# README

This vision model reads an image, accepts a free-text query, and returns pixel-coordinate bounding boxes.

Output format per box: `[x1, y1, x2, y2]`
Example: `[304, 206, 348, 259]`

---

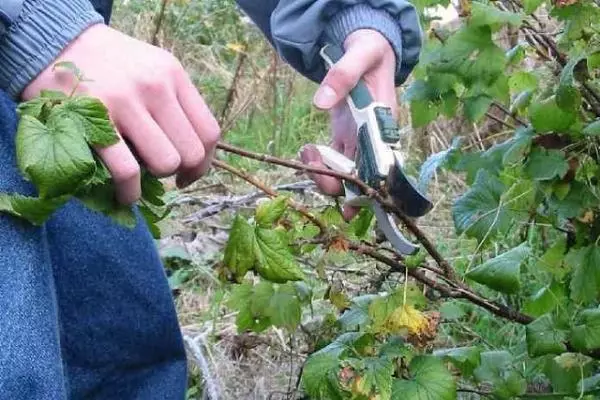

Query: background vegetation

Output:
[109, 0, 600, 398]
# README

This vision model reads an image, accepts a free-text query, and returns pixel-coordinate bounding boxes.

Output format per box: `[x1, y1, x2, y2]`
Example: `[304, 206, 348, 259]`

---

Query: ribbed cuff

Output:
[324, 4, 405, 84]
[0, 0, 104, 100]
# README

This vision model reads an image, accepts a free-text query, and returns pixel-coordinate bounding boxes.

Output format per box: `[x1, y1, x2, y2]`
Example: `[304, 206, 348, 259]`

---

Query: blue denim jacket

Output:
[0, 0, 421, 99]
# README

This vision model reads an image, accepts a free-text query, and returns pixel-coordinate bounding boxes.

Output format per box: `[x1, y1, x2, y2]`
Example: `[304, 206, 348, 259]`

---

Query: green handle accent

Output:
[374, 107, 401, 143]
[321, 43, 373, 109]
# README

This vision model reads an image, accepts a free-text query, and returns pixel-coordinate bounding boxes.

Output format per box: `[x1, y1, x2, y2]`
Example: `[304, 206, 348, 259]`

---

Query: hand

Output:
[22, 24, 221, 204]
[299, 29, 398, 220]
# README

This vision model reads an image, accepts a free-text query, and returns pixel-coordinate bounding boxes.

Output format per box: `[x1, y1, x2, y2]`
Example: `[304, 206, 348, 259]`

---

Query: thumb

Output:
[313, 42, 383, 110]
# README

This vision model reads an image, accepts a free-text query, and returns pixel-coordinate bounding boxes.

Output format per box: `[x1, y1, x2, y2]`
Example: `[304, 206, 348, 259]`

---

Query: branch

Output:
[217, 141, 458, 280]
[212, 159, 327, 233]
[352, 241, 533, 324]
[217, 142, 373, 195]
[220, 52, 247, 125]
[179, 180, 315, 223]
[151, 0, 169, 46]
[213, 146, 535, 324]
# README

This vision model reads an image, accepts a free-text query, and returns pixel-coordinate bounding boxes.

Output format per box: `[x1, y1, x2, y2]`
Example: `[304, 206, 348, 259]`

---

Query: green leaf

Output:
[228, 283, 272, 333]
[267, 283, 302, 331]
[339, 294, 377, 330]
[17, 97, 47, 119]
[140, 172, 166, 207]
[16, 114, 96, 198]
[302, 333, 365, 400]
[534, 239, 567, 279]
[223, 215, 256, 280]
[565, 246, 600, 305]
[502, 127, 533, 165]
[466, 243, 530, 294]
[523, 281, 566, 317]
[410, 100, 439, 128]
[254, 227, 304, 282]
[526, 314, 567, 357]
[529, 96, 577, 133]
[433, 346, 482, 377]
[441, 91, 459, 117]
[524, 148, 569, 181]
[548, 181, 596, 219]
[510, 90, 533, 114]
[557, 55, 586, 113]
[552, 3, 600, 43]
[57, 96, 120, 147]
[589, 52, 600, 70]
[357, 357, 394, 400]
[255, 196, 288, 227]
[473, 351, 527, 399]
[0, 194, 69, 226]
[349, 208, 374, 239]
[429, 25, 506, 86]
[439, 301, 467, 321]
[249, 281, 275, 316]
[76, 182, 137, 228]
[509, 71, 538, 93]
[583, 120, 600, 136]
[391, 356, 456, 400]
[556, 84, 581, 113]
[570, 308, 600, 352]
[580, 374, 600, 392]
[545, 353, 593, 393]
[464, 95, 493, 122]
[418, 137, 462, 192]
[302, 351, 344, 400]
[524, 0, 544, 13]
[470, 2, 522, 30]
[506, 44, 526, 65]
[452, 170, 512, 243]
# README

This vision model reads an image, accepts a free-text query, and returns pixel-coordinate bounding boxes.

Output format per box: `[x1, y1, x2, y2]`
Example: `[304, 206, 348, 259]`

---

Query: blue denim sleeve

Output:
[0, 0, 104, 100]
[236, 0, 423, 86]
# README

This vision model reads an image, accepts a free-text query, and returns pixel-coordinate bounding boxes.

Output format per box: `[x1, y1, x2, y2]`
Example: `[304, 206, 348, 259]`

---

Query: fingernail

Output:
[313, 85, 337, 109]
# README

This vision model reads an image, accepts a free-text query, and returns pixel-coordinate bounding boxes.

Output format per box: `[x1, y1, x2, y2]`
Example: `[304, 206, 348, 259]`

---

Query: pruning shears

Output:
[315, 43, 433, 255]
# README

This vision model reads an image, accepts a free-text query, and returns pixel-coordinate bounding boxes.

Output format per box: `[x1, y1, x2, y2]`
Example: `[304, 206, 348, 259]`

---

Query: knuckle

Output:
[137, 78, 166, 97]
[328, 67, 355, 89]
[113, 161, 141, 184]
[151, 152, 182, 177]
[202, 119, 222, 147]
[180, 146, 205, 170]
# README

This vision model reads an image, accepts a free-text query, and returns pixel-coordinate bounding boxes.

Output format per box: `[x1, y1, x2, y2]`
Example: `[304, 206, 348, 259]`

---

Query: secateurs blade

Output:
[314, 43, 433, 255]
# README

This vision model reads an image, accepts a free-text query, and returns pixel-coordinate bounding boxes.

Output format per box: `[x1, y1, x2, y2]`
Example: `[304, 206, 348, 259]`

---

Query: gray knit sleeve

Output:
[0, 0, 104, 99]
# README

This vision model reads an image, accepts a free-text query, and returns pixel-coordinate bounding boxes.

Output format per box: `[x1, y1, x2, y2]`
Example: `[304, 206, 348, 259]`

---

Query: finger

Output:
[95, 138, 141, 205]
[300, 145, 344, 196]
[313, 43, 386, 110]
[113, 103, 181, 178]
[176, 72, 221, 185]
[342, 205, 360, 221]
[148, 91, 206, 188]
[330, 105, 357, 159]
[370, 65, 399, 117]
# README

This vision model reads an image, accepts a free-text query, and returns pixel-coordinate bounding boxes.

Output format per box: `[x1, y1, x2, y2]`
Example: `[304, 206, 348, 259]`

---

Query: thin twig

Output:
[151, 0, 169, 46]
[220, 52, 247, 125]
[212, 159, 326, 233]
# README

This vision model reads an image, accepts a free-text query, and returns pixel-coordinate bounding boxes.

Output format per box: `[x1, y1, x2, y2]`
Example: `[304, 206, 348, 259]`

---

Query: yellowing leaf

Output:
[386, 304, 429, 336]
[226, 42, 246, 53]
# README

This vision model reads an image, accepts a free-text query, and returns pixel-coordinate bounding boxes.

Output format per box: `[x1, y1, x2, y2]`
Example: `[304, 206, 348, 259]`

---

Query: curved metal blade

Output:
[372, 202, 418, 255]
[387, 152, 433, 218]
